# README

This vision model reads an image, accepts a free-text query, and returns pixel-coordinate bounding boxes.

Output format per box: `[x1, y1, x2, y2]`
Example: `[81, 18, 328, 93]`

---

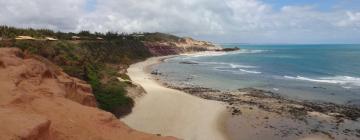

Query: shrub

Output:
[95, 79, 134, 117]
[118, 73, 130, 80]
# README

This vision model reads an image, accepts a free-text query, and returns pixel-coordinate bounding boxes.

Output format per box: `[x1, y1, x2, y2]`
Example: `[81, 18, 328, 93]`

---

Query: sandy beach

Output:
[122, 56, 228, 140]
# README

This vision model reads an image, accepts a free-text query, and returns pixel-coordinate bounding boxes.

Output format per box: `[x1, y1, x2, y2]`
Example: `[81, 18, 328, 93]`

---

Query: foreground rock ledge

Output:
[0, 48, 176, 140]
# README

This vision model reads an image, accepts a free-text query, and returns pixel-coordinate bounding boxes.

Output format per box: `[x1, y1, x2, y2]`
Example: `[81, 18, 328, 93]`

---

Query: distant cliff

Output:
[143, 33, 221, 55]
[0, 48, 175, 140]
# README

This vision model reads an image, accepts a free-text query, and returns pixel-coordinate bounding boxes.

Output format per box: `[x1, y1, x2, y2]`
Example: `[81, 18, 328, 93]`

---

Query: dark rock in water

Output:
[179, 61, 199, 65]
[151, 69, 162, 75]
[237, 88, 360, 120]
[231, 107, 242, 116]
[166, 84, 360, 121]
[217, 47, 240, 52]
[238, 88, 282, 99]
[169, 86, 221, 95]
[301, 100, 360, 121]
[346, 99, 360, 108]
[288, 106, 308, 118]
[356, 129, 360, 136]
[343, 129, 351, 134]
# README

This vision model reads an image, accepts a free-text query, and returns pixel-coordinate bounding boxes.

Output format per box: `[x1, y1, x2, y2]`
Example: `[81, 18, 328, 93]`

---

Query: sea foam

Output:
[183, 49, 269, 58]
[238, 69, 262, 74]
[284, 75, 360, 87]
[214, 67, 261, 74]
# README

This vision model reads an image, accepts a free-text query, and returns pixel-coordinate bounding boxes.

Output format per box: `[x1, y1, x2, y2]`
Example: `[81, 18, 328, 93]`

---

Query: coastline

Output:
[144, 55, 360, 140]
[123, 54, 360, 140]
[122, 56, 229, 140]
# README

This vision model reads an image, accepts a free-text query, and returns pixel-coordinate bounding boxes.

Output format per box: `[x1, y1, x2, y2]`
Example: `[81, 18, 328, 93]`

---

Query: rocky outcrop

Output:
[145, 42, 182, 55]
[0, 48, 175, 140]
[0, 108, 51, 140]
[175, 37, 220, 51]
[144, 37, 222, 56]
[164, 84, 360, 139]
[0, 48, 97, 107]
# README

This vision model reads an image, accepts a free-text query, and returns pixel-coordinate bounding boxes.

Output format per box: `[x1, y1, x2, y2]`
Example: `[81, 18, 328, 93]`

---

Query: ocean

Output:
[154, 44, 360, 105]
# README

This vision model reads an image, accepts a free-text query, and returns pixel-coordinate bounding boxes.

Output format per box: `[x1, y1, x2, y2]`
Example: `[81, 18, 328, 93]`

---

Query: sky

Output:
[0, 0, 360, 44]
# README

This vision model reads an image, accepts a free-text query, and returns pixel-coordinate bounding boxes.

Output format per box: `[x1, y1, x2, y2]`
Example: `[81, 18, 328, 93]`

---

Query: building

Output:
[96, 37, 103, 40]
[15, 36, 36, 40]
[45, 37, 58, 41]
[71, 36, 81, 40]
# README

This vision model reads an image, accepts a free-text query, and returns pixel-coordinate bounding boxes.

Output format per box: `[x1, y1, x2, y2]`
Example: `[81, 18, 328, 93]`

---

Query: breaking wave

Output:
[183, 49, 270, 58]
[214, 67, 261, 74]
[284, 75, 360, 88]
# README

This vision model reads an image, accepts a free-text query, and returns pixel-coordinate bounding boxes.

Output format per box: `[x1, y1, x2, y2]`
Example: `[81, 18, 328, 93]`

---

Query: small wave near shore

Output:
[182, 49, 270, 58]
[284, 75, 360, 88]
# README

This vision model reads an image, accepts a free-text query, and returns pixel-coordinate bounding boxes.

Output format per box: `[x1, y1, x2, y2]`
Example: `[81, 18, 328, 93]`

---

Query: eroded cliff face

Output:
[144, 37, 221, 56]
[0, 48, 175, 140]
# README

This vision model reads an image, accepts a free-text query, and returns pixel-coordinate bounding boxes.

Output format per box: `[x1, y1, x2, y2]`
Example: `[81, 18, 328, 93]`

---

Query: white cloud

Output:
[0, 0, 359, 43]
[336, 11, 360, 28]
[0, 0, 86, 31]
[78, 0, 230, 35]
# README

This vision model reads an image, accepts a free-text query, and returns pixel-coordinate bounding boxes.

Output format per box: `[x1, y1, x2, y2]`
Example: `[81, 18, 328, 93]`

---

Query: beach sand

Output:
[122, 56, 228, 140]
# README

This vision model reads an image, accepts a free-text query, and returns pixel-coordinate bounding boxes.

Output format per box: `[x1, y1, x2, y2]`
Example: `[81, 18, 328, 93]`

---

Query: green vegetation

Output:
[0, 25, 132, 40]
[0, 26, 183, 117]
[0, 25, 177, 41]
[142, 32, 182, 42]
[118, 73, 131, 80]
[94, 78, 134, 115]
[0, 26, 56, 38]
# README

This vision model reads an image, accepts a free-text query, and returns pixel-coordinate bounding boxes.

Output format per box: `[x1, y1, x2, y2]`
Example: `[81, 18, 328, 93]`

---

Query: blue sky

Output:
[1, 0, 360, 43]
[85, 0, 97, 12]
[263, 0, 359, 10]
[84, 0, 360, 12]
[264, 0, 336, 9]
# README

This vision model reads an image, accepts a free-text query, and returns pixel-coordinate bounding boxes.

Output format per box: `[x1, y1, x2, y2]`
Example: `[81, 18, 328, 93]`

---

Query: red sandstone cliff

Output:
[144, 37, 222, 56]
[0, 48, 175, 140]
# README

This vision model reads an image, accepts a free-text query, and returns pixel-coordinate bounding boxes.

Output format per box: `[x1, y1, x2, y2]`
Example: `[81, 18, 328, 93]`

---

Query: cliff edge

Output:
[0, 48, 175, 140]
[144, 36, 222, 56]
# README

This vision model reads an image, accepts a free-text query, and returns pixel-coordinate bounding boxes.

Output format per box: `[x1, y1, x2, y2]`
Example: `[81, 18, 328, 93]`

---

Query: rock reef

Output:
[166, 84, 360, 139]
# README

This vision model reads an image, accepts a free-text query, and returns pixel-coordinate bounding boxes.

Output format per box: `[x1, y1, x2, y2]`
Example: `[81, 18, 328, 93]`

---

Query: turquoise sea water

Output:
[154, 44, 360, 105]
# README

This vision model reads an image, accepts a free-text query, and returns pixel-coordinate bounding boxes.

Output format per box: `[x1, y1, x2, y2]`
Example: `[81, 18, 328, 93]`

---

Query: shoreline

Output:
[123, 55, 360, 140]
[122, 56, 229, 140]
[148, 56, 360, 140]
